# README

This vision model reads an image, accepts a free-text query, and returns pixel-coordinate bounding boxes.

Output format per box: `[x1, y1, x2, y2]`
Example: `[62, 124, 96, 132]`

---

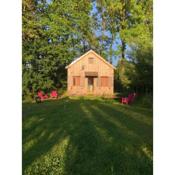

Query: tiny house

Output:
[66, 50, 116, 96]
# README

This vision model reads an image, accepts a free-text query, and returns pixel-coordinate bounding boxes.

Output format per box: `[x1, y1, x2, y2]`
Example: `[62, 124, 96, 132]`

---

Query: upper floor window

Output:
[81, 65, 85, 70]
[88, 57, 94, 64]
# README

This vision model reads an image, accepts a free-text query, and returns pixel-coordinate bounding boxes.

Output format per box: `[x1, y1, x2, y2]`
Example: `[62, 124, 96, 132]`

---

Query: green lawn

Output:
[23, 97, 153, 175]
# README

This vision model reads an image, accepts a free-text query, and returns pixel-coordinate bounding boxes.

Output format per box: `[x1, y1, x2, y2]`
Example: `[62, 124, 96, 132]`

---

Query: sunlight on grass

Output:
[23, 98, 153, 175]
[91, 105, 139, 139]
[23, 116, 43, 129]
[141, 145, 153, 161]
[24, 136, 70, 175]
[81, 104, 113, 143]
[105, 103, 152, 126]
[23, 138, 38, 154]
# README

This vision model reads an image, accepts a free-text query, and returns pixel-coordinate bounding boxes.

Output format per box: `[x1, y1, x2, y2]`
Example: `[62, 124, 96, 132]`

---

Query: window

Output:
[81, 65, 85, 70]
[73, 76, 80, 86]
[100, 76, 109, 87]
[88, 57, 94, 64]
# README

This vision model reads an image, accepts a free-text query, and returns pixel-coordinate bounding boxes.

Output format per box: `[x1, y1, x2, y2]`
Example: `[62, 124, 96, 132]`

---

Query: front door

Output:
[88, 77, 94, 92]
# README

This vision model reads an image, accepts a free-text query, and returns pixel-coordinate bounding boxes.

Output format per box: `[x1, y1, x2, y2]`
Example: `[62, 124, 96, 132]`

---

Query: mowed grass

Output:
[22, 97, 153, 175]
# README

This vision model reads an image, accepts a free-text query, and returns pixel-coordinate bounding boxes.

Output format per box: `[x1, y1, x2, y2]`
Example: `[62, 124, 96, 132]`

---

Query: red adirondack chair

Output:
[121, 97, 129, 104]
[37, 91, 48, 101]
[130, 93, 137, 102]
[121, 93, 137, 105]
[128, 94, 134, 103]
[37, 91, 44, 101]
[43, 94, 48, 99]
[50, 90, 58, 98]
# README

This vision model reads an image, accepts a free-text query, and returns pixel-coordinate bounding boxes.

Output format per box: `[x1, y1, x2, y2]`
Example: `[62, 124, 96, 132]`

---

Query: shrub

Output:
[134, 94, 153, 108]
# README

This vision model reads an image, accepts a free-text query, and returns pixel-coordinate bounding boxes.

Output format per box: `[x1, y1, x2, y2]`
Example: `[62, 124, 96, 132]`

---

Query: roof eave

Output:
[65, 49, 116, 70]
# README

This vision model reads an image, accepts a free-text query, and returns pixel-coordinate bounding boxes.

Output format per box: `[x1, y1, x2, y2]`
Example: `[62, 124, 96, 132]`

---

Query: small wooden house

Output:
[66, 50, 116, 96]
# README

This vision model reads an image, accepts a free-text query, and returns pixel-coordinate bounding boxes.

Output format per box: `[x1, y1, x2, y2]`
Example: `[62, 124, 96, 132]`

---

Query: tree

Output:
[107, 0, 153, 93]
[22, 0, 93, 100]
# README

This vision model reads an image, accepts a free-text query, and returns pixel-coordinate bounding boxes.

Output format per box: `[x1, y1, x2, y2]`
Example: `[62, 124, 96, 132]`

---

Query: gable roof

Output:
[65, 50, 116, 69]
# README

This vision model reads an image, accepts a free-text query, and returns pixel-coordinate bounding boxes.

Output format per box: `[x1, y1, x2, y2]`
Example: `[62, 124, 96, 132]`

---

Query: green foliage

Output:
[23, 98, 153, 175]
[94, 0, 153, 93]
[133, 94, 153, 108]
[22, 0, 94, 100]
[116, 58, 137, 90]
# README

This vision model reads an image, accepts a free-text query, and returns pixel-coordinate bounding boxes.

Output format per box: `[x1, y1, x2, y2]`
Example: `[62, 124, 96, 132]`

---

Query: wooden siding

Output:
[67, 51, 115, 96]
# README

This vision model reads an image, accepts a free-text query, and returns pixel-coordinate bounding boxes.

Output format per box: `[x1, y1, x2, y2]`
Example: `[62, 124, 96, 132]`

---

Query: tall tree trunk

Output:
[121, 40, 126, 59]
[83, 40, 86, 53]
[120, 0, 127, 60]
[101, 8, 106, 54]
[109, 33, 114, 64]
